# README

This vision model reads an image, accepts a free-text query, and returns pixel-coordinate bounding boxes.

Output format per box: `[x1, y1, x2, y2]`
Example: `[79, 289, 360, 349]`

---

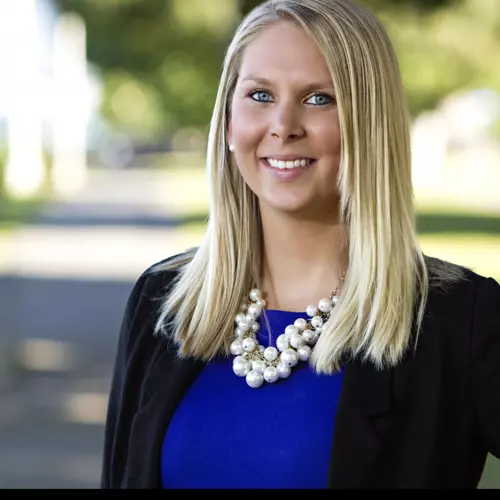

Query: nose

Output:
[269, 102, 305, 143]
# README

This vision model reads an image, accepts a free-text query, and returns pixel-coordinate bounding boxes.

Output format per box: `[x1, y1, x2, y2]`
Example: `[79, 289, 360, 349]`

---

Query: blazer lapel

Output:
[125, 341, 205, 488]
[329, 356, 394, 488]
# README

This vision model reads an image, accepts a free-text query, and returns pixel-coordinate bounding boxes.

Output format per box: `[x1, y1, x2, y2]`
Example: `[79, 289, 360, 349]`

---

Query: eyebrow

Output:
[240, 76, 334, 93]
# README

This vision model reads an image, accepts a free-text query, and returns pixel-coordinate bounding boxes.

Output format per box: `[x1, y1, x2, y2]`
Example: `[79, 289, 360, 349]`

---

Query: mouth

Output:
[262, 158, 317, 170]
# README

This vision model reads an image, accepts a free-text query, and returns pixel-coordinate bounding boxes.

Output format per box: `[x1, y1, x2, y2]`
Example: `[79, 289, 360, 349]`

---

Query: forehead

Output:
[238, 21, 332, 82]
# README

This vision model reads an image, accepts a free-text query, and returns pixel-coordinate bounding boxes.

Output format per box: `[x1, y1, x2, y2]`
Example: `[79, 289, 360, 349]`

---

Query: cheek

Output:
[309, 117, 342, 156]
[229, 104, 261, 191]
[230, 101, 263, 152]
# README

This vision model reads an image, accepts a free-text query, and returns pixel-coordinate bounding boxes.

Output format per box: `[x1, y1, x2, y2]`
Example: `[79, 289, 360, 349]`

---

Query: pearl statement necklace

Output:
[231, 288, 339, 388]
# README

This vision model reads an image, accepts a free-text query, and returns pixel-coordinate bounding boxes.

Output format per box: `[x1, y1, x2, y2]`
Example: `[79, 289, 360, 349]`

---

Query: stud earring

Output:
[229, 144, 235, 152]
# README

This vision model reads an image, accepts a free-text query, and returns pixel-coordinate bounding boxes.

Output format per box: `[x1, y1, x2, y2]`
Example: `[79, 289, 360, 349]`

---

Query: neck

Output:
[259, 206, 347, 312]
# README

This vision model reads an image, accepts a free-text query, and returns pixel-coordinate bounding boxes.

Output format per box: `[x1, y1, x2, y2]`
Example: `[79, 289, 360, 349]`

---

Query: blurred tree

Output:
[370, 0, 500, 114]
[55, 0, 239, 143]
[55, 0, 500, 140]
[240, 0, 459, 15]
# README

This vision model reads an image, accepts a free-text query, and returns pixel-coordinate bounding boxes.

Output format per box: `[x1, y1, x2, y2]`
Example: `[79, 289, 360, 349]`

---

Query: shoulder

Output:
[119, 248, 197, 348]
[423, 253, 500, 323]
[130, 247, 198, 303]
[424, 253, 498, 295]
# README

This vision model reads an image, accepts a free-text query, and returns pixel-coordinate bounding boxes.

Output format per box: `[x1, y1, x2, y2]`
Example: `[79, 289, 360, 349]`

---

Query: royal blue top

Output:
[161, 309, 345, 489]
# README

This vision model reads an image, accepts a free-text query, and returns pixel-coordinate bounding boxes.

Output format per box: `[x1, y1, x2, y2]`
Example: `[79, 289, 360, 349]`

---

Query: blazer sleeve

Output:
[472, 276, 500, 459]
[100, 270, 149, 488]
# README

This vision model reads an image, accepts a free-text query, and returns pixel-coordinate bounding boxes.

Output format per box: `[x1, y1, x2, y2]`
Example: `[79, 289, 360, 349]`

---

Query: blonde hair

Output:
[153, 0, 466, 373]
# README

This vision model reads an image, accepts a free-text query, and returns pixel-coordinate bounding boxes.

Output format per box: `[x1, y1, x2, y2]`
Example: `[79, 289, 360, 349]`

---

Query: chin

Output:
[261, 196, 311, 215]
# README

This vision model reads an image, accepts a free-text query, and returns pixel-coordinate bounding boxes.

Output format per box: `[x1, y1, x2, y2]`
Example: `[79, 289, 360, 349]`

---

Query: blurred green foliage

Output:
[55, 0, 239, 141]
[0, 148, 50, 226]
[241, 0, 458, 14]
[368, 0, 500, 115]
[55, 0, 500, 142]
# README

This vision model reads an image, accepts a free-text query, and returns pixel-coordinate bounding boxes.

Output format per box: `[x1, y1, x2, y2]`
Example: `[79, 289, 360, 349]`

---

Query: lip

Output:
[260, 158, 317, 181]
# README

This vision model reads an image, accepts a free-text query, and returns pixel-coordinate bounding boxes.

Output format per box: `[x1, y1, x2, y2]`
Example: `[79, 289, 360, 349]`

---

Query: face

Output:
[228, 21, 341, 218]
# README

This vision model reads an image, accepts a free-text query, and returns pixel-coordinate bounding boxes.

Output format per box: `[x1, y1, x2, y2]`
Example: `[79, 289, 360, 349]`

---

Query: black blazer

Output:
[100, 254, 500, 489]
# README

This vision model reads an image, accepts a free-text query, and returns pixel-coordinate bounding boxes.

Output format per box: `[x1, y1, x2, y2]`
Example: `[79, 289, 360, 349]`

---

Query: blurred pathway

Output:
[0, 167, 205, 488]
[0, 168, 206, 280]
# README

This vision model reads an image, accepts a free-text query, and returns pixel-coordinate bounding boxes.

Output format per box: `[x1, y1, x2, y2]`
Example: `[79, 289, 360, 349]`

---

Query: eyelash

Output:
[248, 88, 334, 106]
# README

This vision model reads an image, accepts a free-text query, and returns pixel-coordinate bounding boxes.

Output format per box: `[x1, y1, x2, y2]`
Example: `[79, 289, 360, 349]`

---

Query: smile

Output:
[264, 158, 315, 169]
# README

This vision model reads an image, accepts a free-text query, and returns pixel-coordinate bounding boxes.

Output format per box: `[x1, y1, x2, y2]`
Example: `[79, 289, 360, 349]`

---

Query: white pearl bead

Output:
[284, 325, 299, 339]
[234, 326, 245, 337]
[318, 298, 332, 313]
[263, 366, 279, 383]
[311, 331, 320, 344]
[277, 362, 291, 379]
[250, 321, 260, 333]
[237, 317, 251, 331]
[247, 304, 262, 319]
[257, 344, 265, 353]
[230, 339, 243, 355]
[290, 332, 305, 349]
[249, 289, 261, 301]
[264, 346, 278, 362]
[241, 337, 256, 352]
[246, 313, 257, 324]
[233, 364, 247, 377]
[235, 312, 246, 325]
[252, 359, 267, 374]
[311, 316, 323, 329]
[233, 358, 251, 377]
[276, 334, 289, 352]
[303, 329, 319, 344]
[256, 298, 266, 308]
[332, 296, 339, 306]
[281, 348, 299, 367]
[246, 370, 264, 388]
[302, 329, 314, 342]
[293, 318, 308, 331]
[314, 326, 323, 335]
[297, 345, 312, 361]
[306, 305, 317, 317]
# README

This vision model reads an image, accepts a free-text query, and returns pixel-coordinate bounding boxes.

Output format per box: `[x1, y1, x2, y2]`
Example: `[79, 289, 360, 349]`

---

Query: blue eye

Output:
[305, 93, 334, 106]
[249, 90, 273, 103]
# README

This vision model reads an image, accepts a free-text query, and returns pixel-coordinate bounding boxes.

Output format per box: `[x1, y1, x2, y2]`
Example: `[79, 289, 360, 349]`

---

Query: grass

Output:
[418, 233, 500, 281]
[480, 454, 500, 489]
[417, 211, 500, 235]
[416, 210, 500, 282]
[0, 192, 45, 230]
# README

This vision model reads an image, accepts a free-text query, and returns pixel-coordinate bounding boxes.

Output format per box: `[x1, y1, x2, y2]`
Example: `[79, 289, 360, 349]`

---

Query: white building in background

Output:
[0, 0, 100, 199]
[411, 87, 500, 210]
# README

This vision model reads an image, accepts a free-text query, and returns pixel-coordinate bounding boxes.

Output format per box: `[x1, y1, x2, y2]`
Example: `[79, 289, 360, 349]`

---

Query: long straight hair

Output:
[153, 0, 465, 373]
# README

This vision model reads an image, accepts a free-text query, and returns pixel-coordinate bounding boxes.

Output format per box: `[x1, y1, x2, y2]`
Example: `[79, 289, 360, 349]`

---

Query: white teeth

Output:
[267, 158, 312, 169]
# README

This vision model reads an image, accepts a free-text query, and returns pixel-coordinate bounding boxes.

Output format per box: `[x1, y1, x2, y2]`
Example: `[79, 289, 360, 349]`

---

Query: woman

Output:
[101, 0, 500, 489]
